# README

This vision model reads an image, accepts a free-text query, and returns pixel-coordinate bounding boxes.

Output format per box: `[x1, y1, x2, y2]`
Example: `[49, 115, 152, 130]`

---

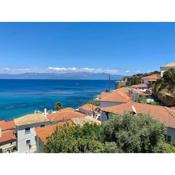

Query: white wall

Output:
[36, 137, 44, 153]
[16, 121, 50, 153]
[100, 102, 122, 108]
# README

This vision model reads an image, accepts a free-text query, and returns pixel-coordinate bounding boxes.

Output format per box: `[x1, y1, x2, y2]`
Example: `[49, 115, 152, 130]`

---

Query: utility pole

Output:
[108, 74, 111, 92]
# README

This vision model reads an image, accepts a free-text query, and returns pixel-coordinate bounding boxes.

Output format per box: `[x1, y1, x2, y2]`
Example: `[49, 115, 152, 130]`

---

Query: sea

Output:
[0, 80, 115, 120]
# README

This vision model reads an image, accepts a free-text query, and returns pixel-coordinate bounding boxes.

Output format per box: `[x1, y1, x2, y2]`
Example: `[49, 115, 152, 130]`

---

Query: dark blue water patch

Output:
[0, 80, 115, 120]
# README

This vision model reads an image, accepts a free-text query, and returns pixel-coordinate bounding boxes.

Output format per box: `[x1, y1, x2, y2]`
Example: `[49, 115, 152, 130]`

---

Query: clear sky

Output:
[0, 22, 175, 75]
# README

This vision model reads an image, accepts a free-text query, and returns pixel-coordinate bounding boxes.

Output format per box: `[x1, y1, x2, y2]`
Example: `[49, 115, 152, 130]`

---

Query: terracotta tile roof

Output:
[99, 91, 110, 99]
[99, 89, 131, 103]
[14, 113, 49, 126]
[131, 84, 148, 89]
[142, 74, 161, 82]
[48, 108, 85, 122]
[0, 130, 16, 144]
[79, 103, 99, 112]
[35, 121, 74, 144]
[117, 87, 130, 94]
[102, 101, 175, 128]
[0, 120, 16, 131]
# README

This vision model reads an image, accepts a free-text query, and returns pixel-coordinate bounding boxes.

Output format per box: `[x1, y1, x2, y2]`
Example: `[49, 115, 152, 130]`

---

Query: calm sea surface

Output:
[0, 80, 115, 120]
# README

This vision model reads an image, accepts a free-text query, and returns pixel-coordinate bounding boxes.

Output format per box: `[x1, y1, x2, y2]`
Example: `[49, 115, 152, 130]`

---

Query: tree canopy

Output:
[55, 101, 63, 111]
[44, 113, 173, 153]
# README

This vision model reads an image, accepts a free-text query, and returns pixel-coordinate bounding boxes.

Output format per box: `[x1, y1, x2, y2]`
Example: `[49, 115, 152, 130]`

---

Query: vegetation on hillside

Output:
[124, 71, 160, 86]
[44, 113, 174, 153]
[153, 68, 175, 106]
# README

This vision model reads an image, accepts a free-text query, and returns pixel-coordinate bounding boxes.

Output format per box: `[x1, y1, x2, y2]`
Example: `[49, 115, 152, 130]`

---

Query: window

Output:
[26, 140, 31, 145]
[25, 127, 31, 134]
[167, 135, 172, 143]
[40, 125, 45, 127]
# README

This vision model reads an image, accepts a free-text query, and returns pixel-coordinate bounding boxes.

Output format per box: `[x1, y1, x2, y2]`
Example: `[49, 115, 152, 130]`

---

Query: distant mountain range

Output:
[0, 73, 123, 80]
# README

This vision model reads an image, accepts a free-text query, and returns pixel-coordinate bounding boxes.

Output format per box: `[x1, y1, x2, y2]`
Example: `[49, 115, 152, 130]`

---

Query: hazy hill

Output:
[0, 73, 123, 80]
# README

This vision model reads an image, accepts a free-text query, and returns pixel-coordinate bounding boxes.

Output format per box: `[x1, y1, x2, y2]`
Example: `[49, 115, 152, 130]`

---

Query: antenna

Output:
[108, 74, 111, 91]
[132, 105, 137, 114]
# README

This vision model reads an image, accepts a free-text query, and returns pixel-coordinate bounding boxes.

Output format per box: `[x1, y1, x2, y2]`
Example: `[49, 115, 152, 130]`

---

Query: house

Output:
[101, 101, 175, 142]
[0, 120, 16, 153]
[131, 83, 148, 91]
[160, 61, 175, 77]
[35, 121, 74, 153]
[98, 89, 131, 108]
[35, 116, 101, 152]
[47, 108, 86, 124]
[129, 88, 149, 102]
[14, 113, 50, 153]
[79, 103, 101, 119]
[142, 74, 161, 85]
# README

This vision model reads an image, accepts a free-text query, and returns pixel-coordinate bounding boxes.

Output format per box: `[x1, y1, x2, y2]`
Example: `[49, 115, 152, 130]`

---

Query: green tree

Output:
[55, 101, 63, 111]
[44, 113, 169, 153]
[163, 68, 175, 86]
[44, 123, 104, 153]
[102, 113, 167, 153]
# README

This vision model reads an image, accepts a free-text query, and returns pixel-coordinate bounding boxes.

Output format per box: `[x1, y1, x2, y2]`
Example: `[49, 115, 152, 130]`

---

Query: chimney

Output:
[0, 128, 2, 138]
[131, 105, 137, 114]
[44, 108, 47, 117]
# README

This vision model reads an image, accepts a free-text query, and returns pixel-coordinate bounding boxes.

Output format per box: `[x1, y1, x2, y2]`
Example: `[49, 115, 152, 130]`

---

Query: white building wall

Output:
[16, 121, 50, 153]
[36, 137, 44, 153]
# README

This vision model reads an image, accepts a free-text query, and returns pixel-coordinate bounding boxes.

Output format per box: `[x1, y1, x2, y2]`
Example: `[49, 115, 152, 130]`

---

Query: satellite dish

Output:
[132, 105, 137, 114]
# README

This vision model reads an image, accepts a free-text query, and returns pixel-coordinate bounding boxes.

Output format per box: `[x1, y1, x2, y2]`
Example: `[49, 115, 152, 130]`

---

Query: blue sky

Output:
[0, 22, 175, 75]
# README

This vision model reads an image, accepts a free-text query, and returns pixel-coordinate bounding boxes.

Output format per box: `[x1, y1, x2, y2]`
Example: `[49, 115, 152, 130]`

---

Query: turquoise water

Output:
[0, 80, 115, 120]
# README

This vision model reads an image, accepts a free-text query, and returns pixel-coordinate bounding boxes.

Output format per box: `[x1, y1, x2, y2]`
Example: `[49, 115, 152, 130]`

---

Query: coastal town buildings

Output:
[35, 116, 101, 152]
[142, 74, 161, 86]
[101, 101, 175, 142]
[14, 113, 50, 153]
[79, 103, 101, 119]
[0, 120, 16, 153]
[47, 108, 86, 123]
[98, 89, 131, 108]
[35, 121, 74, 152]
[131, 83, 148, 91]
[160, 61, 175, 77]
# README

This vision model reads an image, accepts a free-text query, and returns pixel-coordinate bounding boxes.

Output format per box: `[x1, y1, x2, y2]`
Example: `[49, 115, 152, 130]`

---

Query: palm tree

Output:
[55, 101, 63, 111]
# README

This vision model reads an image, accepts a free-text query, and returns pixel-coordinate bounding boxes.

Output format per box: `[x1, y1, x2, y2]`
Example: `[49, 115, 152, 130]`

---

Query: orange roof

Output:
[35, 121, 74, 144]
[117, 87, 130, 94]
[142, 74, 161, 82]
[48, 108, 85, 122]
[79, 103, 98, 112]
[99, 91, 110, 99]
[0, 120, 16, 131]
[0, 130, 16, 144]
[99, 89, 131, 103]
[102, 101, 175, 128]
[131, 84, 148, 89]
